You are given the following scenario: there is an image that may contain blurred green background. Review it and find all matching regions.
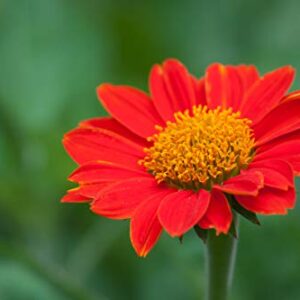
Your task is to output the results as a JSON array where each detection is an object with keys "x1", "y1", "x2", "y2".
[{"x1": 1, "y1": 0, "x2": 300, "y2": 299}]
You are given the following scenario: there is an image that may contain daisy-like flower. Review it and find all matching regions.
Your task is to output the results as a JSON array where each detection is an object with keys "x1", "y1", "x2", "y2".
[{"x1": 62, "y1": 59, "x2": 300, "y2": 257}]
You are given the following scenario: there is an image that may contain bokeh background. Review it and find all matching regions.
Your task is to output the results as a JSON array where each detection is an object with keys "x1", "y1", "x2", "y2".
[{"x1": 1, "y1": 0, "x2": 300, "y2": 299}]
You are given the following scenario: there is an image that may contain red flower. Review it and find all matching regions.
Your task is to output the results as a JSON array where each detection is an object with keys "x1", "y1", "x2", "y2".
[{"x1": 62, "y1": 59, "x2": 299, "y2": 257}]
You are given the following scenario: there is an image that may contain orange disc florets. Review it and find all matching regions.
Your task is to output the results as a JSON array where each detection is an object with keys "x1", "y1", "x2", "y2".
[{"x1": 140, "y1": 105, "x2": 255, "y2": 190}]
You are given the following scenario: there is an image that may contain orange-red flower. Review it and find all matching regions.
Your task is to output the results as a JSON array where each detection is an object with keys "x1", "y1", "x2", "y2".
[{"x1": 62, "y1": 59, "x2": 300, "y2": 257}]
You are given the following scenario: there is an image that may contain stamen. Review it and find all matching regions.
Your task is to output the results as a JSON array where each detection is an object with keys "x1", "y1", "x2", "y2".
[{"x1": 140, "y1": 105, "x2": 255, "y2": 190}]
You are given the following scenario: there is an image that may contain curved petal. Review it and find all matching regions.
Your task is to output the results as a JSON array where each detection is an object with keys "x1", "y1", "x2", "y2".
[
  {"x1": 69, "y1": 161, "x2": 148, "y2": 184},
  {"x1": 198, "y1": 189, "x2": 232, "y2": 235},
  {"x1": 62, "y1": 182, "x2": 110, "y2": 202},
  {"x1": 63, "y1": 127, "x2": 144, "y2": 168},
  {"x1": 149, "y1": 59, "x2": 196, "y2": 122},
  {"x1": 236, "y1": 65, "x2": 260, "y2": 92},
  {"x1": 91, "y1": 177, "x2": 165, "y2": 219},
  {"x1": 254, "y1": 99, "x2": 300, "y2": 146},
  {"x1": 61, "y1": 188, "x2": 91, "y2": 203},
  {"x1": 97, "y1": 84, "x2": 163, "y2": 138},
  {"x1": 241, "y1": 66, "x2": 295, "y2": 124},
  {"x1": 249, "y1": 159, "x2": 294, "y2": 190},
  {"x1": 236, "y1": 187, "x2": 296, "y2": 215},
  {"x1": 281, "y1": 90, "x2": 300, "y2": 103},
  {"x1": 158, "y1": 189, "x2": 210, "y2": 237},
  {"x1": 255, "y1": 134, "x2": 300, "y2": 174},
  {"x1": 192, "y1": 77, "x2": 206, "y2": 106},
  {"x1": 214, "y1": 172, "x2": 263, "y2": 196},
  {"x1": 205, "y1": 63, "x2": 245, "y2": 111},
  {"x1": 79, "y1": 117, "x2": 150, "y2": 147},
  {"x1": 130, "y1": 190, "x2": 174, "y2": 257}
]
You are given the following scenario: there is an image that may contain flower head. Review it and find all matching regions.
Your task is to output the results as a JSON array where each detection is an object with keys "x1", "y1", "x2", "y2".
[{"x1": 62, "y1": 59, "x2": 299, "y2": 257}]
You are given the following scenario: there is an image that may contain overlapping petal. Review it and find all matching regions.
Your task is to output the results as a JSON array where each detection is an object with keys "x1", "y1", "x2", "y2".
[
  {"x1": 205, "y1": 63, "x2": 244, "y2": 110},
  {"x1": 130, "y1": 190, "x2": 174, "y2": 257},
  {"x1": 69, "y1": 161, "x2": 148, "y2": 184},
  {"x1": 236, "y1": 187, "x2": 296, "y2": 215},
  {"x1": 198, "y1": 190, "x2": 232, "y2": 235},
  {"x1": 63, "y1": 127, "x2": 144, "y2": 168},
  {"x1": 254, "y1": 99, "x2": 300, "y2": 146},
  {"x1": 214, "y1": 172, "x2": 263, "y2": 196},
  {"x1": 249, "y1": 160, "x2": 293, "y2": 190},
  {"x1": 91, "y1": 178, "x2": 165, "y2": 219},
  {"x1": 158, "y1": 189, "x2": 210, "y2": 237},
  {"x1": 240, "y1": 66, "x2": 295, "y2": 124},
  {"x1": 80, "y1": 117, "x2": 150, "y2": 147},
  {"x1": 62, "y1": 182, "x2": 110, "y2": 202},
  {"x1": 97, "y1": 84, "x2": 163, "y2": 138},
  {"x1": 192, "y1": 77, "x2": 206, "y2": 106},
  {"x1": 149, "y1": 59, "x2": 196, "y2": 122}
]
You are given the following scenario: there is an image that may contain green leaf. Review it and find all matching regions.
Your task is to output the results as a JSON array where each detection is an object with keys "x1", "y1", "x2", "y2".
[
  {"x1": 227, "y1": 195, "x2": 260, "y2": 225},
  {"x1": 194, "y1": 226, "x2": 208, "y2": 243}
]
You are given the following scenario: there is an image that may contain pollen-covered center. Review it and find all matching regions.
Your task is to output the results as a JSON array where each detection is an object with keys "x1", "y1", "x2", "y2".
[{"x1": 140, "y1": 105, "x2": 255, "y2": 190}]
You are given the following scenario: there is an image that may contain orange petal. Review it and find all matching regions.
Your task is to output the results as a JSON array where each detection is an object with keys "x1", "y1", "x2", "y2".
[
  {"x1": 192, "y1": 77, "x2": 206, "y2": 106},
  {"x1": 241, "y1": 66, "x2": 295, "y2": 124},
  {"x1": 236, "y1": 64, "x2": 260, "y2": 92},
  {"x1": 236, "y1": 187, "x2": 296, "y2": 215},
  {"x1": 91, "y1": 177, "x2": 164, "y2": 219},
  {"x1": 97, "y1": 84, "x2": 163, "y2": 138},
  {"x1": 62, "y1": 182, "x2": 110, "y2": 202},
  {"x1": 79, "y1": 117, "x2": 149, "y2": 147},
  {"x1": 214, "y1": 172, "x2": 263, "y2": 196},
  {"x1": 255, "y1": 133, "x2": 300, "y2": 174},
  {"x1": 149, "y1": 59, "x2": 196, "y2": 122},
  {"x1": 61, "y1": 188, "x2": 91, "y2": 203},
  {"x1": 205, "y1": 63, "x2": 244, "y2": 110},
  {"x1": 158, "y1": 189, "x2": 210, "y2": 237},
  {"x1": 69, "y1": 161, "x2": 147, "y2": 184},
  {"x1": 198, "y1": 190, "x2": 232, "y2": 235},
  {"x1": 249, "y1": 160, "x2": 294, "y2": 190},
  {"x1": 63, "y1": 127, "x2": 144, "y2": 167},
  {"x1": 130, "y1": 190, "x2": 174, "y2": 257},
  {"x1": 281, "y1": 90, "x2": 300, "y2": 103},
  {"x1": 254, "y1": 98, "x2": 300, "y2": 146}
]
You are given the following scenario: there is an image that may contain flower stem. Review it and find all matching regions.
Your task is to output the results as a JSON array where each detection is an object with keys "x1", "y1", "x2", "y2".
[{"x1": 205, "y1": 217, "x2": 238, "y2": 300}]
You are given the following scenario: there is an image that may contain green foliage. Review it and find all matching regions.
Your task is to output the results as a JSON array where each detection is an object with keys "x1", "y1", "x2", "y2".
[{"x1": 1, "y1": 0, "x2": 300, "y2": 299}]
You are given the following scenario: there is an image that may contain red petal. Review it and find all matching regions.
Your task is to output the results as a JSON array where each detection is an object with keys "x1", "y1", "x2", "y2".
[
  {"x1": 130, "y1": 190, "x2": 173, "y2": 257},
  {"x1": 79, "y1": 117, "x2": 149, "y2": 147},
  {"x1": 61, "y1": 188, "x2": 90, "y2": 203},
  {"x1": 198, "y1": 189, "x2": 232, "y2": 235},
  {"x1": 236, "y1": 65, "x2": 260, "y2": 92},
  {"x1": 97, "y1": 84, "x2": 163, "y2": 138},
  {"x1": 69, "y1": 161, "x2": 148, "y2": 184},
  {"x1": 241, "y1": 66, "x2": 295, "y2": 124},
  {"x1": 192, "y1": 77, "x2": 206, "y2": 106},
  {"x1": 254, "y1": 99, "x2": 300, "y2": 146},
  {"x1": 63, "y1": 127, "x2": 144, "y2": 168},
  {"x1": 255, "y1": 139, "x2": 300, "y2": 161},
  {"x1": 62, "y1": 182, "x2": 110, "y2": 202},
  {"x1": 149, "y1": 59, "x2": 196, "y2": 122},
  {"x1": 249, "y1": 160, "x2": 294, "y2": 190},
  {"x1": 91, "y1": 177, "x2": 165, "y2": 219},
  {"x1": 158, "y1": 189, "x2": 210, "y2": 237},
  {"x1": 236, "y1": 187, "x2": 296, "y2": 215},
  {"x1": 281, "y1": 90, "x2": 300, "y2": 103},
  {"x1": 214, "y1": 172, "x2": 263, "y2": 196},
  {"x1": 205, "y1": 63, "x2": 244, "y2": 110},
  {"x1": 255, "y1": 135, "x2": 300, "y2": 174}
]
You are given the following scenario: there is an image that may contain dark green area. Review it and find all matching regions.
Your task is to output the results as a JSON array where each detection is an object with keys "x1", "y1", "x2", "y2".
[{"x1": 1, "y1": 0, "x2": 300, "y2": 299}]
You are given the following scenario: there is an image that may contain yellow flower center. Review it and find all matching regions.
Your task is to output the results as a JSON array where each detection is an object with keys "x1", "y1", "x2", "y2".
[{"x1": 140, "y1": 105, "x2": 255, "y2": 190}]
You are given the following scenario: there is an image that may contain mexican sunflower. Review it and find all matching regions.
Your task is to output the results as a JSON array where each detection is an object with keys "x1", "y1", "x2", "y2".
[{"x1": 62, "y1": 59, "x2": 300, "y2": 257}]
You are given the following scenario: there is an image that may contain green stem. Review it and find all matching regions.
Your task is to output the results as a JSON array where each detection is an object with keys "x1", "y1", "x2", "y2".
[{"x1": 205, "y1": 217, "x2": 238, "y2": 300}]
